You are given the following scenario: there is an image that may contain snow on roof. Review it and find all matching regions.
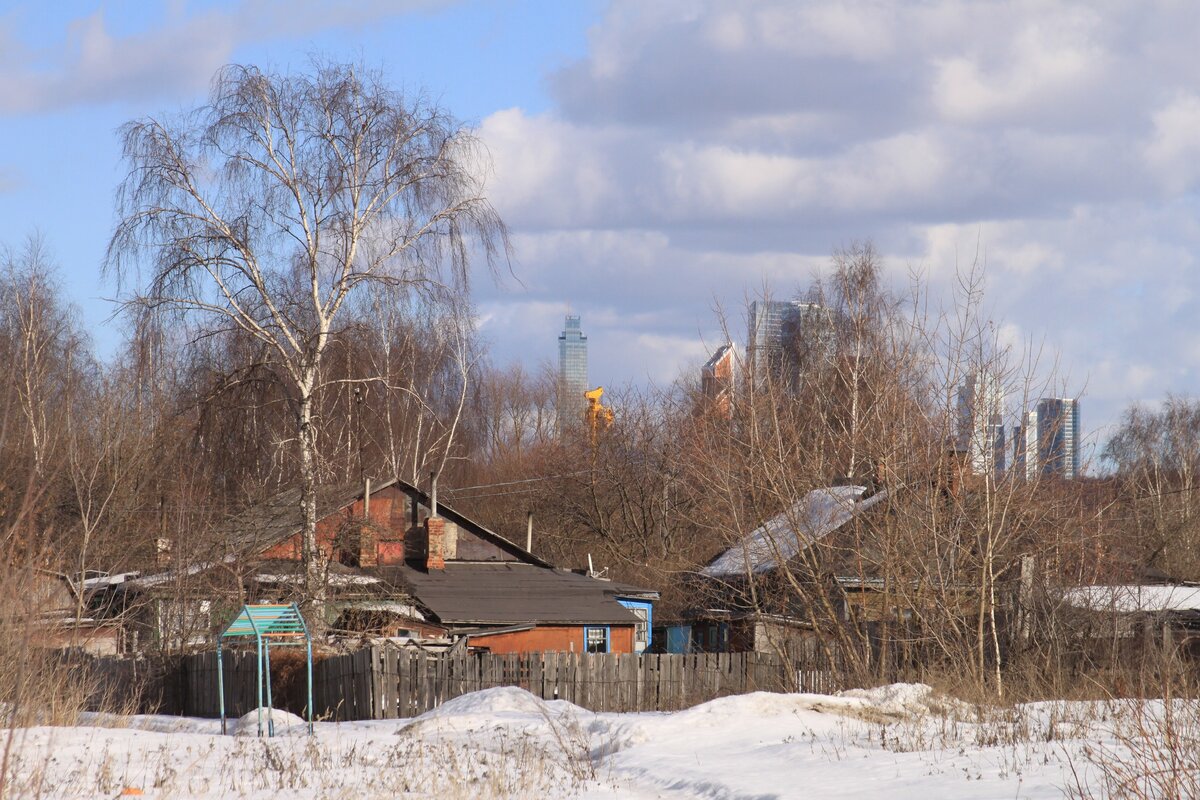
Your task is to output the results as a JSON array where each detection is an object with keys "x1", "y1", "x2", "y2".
[
  {"x1": 701, "y1": 485, "x2": 888, "y2": 578},
  {"x1": 1061, "y1": 584, "x2": 1200, "y2": 614},
  {"x1": 81, "y1": 572, "x2": 140, "y2": 590},
  {"x1": 255, "y1": 572, "x2": 380, "y2": 587},
  {"x1": 127, "y1": 556, "x2": 238, "y2": 588}
]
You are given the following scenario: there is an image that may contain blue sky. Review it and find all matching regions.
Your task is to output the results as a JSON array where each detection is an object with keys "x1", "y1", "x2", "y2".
[
  {"x1": 0, "y1": 0, "x2": 595, "y2": 344},
  {"x1": 4, "y1": 1, "x2": 1200, "y2": 466}
]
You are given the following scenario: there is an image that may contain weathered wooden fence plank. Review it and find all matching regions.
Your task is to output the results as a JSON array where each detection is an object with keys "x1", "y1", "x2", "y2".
[{"x1": 171, "y1": 641, "x2": 867, "y2": 721}]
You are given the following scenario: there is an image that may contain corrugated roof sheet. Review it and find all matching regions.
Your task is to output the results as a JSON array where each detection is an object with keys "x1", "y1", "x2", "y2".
[
  {"x1": 377, "y1": 562, "x2": 642, "y2": 626},
  {"x1": 1062, "y1": 584, "x2": 1200, "y2": 613},
  {"x1": 701, "y1": 485, "x2": 889, "y2": 577}
]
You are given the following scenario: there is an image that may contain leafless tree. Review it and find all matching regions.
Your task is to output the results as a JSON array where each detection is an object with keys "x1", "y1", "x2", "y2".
[
  {"x1": 107, "y1": 61, "x2": 508, "y2": 621},
  {"x1": 1104, "y1": 395, "x2": 1200, "y2": 579}
]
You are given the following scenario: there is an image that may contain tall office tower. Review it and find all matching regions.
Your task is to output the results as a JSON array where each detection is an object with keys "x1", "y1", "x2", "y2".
[
  {"x1": 1012, "y1": 410, "x2": 1040, "y2": 479},
  {"x1": 557, "y1": 314, "x2": 588, "y2": 431},
  {"x1": 957, "y1": 371, "x2": 1006, "y2": 477},
  {"x1": 747, "y1": 300, "x2": 834, "y2": 388},
  {"x1": 1036, "y1": 398, "x2": 1081, "y2": 478},
  {"x1": 700, "y1": 343, "x2": 736, "y2": 419}
]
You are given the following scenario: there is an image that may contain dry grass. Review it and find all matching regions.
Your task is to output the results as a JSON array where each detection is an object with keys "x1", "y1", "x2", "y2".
[
  {"x1": 0, "y1": 563, "x2": 146, "y2": 800},
  {"x1": 3, "y1": 719, "x2": 598, "y2": 799},
  {"x1": 1066, "y1": 692, "x2": 1200, "y2": 799}
]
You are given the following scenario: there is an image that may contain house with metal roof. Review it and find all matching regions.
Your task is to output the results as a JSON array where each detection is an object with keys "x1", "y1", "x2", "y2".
[
  {"x1": 103, "y1": 477, "x2": 657, "y2": 655},
  {"x1": 673, "y1": 484, "x2": 889, "y2": 654}
]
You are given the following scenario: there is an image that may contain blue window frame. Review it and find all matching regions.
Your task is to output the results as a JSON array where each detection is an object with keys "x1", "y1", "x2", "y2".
[
  {"x1": 583, "y1": 626, "x2": 609, "y2": 653},
  {"x1": 617, "y1": 598, "x2": 653, "y2": 652}
]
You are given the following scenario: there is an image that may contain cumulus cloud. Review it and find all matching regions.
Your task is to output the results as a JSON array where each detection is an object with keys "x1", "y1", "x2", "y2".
[{"x1": 474, "y1": 0, "x2": 1200, "y2": 442}]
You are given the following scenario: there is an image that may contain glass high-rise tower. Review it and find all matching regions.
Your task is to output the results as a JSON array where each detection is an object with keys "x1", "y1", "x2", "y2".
[
  {"x1": 957, "y1": 371, "x2": 1006, "y2": 477},
  {"x1": 558, "y1": 314, "x2": 588, "y2": 431},
  {"x1": 747, "y1": 300, "x2": 833, "y2": 387},
  {"x1": 1013, "y1": 409, "x2": 1040, "y2": 479},
  {"x1": 1036, "y1": 398, "x2": 1081, "y2": 479}
]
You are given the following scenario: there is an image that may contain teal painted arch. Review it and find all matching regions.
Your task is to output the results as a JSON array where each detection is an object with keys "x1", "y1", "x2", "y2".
[{"x1": 216, "y1": 603, "x2": 314, "y2": 737}]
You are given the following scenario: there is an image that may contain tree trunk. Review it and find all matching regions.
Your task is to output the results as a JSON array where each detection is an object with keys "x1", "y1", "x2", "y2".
[{"x1": 297, "y1": 389, "x2": 325, "y2": 629}]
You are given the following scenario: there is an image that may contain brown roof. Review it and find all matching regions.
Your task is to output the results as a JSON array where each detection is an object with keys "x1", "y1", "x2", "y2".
[
  {"x1": 215, "y1": 480, "x2": 400, "y2": 557},
  {"x1": 215, "y1": 477, "x2": 557, "y2": 568},
  {"x1": 377, "y1": 562, "x2": 642, "y2": 626}
]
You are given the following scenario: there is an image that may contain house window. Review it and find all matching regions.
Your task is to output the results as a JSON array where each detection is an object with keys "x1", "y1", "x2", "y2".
[
  {"x1": 630, "y1": 607, "x2": 649, "y2": 650},
  {"x1": 584, "y1": 626, "x2": 609, "y2": 653}
]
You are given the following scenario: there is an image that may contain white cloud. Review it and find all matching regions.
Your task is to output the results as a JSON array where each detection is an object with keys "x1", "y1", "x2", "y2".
[
  {"x1": 931, "y1": 6, "x2": 1106, "y2": 125},
  {"x1": 9, "y1": 0, "x2": 1197, "y2": 440},
  {"x1": 473, "y1": 0, "x2": 1200, "y2": 440},
  {"x1": 1143, "y1": 94, "x2": 1200, "y2": 193}
]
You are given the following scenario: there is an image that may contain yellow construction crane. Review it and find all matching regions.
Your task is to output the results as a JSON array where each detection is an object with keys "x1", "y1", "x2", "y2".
[{"x1": 584, "y1": 386, "x2": 614, "y2": 439}]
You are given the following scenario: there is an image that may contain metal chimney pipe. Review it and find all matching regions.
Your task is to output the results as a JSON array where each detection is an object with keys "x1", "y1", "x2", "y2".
[
  {"x1": 364, "y1": 477, "x2": 371, "y2": 518},
  {"x1": 526, "y1": 511, "x2": 533, "y2": 552},
  {"x1": 430, "y1": 471, "x2": 438, "y2": 517}
]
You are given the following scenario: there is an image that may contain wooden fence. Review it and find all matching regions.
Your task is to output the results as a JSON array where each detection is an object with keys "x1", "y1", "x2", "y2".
[{"x1": 178, "y1": 646, "x2": 845, "y2": 720}]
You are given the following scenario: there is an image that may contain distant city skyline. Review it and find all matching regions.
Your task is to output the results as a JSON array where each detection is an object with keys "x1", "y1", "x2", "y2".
[{"x1": 1, "y1": 3, "x2": 1197, "y2": 452}]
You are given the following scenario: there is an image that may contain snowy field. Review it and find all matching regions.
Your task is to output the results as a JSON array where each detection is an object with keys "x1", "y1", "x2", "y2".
[{"x1": 0, "y1": 683, "x2": 1180, "y2": 798}]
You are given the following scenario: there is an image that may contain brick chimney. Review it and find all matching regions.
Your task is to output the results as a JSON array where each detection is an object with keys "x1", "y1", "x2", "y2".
[
  {"x1": 426, "y1": 516, "x2": 446, "y2": 570},
  {"x1": 358, "y1": 523, "x2": 378, "y2": 568},
  {"x1": 424, "y1": 471, "x2": 447, "y2": 570}
]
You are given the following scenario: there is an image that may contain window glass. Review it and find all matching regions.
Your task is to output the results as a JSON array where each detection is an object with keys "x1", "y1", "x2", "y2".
[
  {"x1": 585, "y1": 626, "x2": 607, "y2": 653},
  {"x1": 631, "y1": 607, "x2": 649, "y2": 648}
]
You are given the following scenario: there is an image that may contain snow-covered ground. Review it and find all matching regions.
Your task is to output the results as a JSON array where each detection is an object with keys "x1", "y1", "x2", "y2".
[{"x1": 0, "y1": 684, "x2": 1170, "y2": 798}]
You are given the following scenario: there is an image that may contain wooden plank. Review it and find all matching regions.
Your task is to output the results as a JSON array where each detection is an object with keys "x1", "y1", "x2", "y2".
[
  {"x1": 543, "y1": 651, "x2": 555, "y2": 701},
  {"x1": 436, "y1": 650, "x2": 448, "y2": 707},
  {"x1": 677, "y1": 654, "x2": 686, "y2": 709},
  {"x1": 605, "y1": 652, "x2": 617, "y2": 712},
  {"x1": 379, "y1": 649, "x2": 390, "y2": 720},
  {"x1": 394, "y1": 650, "x2": 404, "y2": 718},
  {"x1": 417, "y1": 652, "x2": 430, "y2": 715},
  {"x1": 397, "y1": 650, "x2": 410, "y2": 718},
  {"x1": 362, "y1": 649, "x2": 373, "y2": 719}
]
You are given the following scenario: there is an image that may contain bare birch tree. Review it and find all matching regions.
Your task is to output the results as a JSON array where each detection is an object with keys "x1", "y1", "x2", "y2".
[{"x1": 107, "y1": 62, "x2": 508, "y2": 622}]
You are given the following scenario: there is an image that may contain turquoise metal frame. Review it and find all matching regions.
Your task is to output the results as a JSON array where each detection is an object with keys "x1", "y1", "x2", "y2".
[
  {"x1": 217, "y1": 603, "x2": 313, "y2": 736},
  {"x1": 616, "y1": 597, "x2": 654, "y2": 652}
]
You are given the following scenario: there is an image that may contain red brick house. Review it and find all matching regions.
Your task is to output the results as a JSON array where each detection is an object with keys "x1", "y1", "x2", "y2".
[{"x1": 110, "y1": 478, "x2": 655, "y2": 655}]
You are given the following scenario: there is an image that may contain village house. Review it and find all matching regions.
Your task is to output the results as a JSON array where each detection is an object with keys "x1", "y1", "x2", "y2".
[
  {"x1": 98, "y1": 477, "x2": 656, "y2": 655},
  {"x1": 669, "y1": 483, "x2": 890, "y2": 654},
  {"x1": 24, "y1": 569, "x2": 127, "y2": 656}
]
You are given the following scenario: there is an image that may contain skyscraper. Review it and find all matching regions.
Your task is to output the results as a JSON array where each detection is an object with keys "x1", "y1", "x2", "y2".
[
  {"x1": 956, "y1": 371, "x2": 1006, "y2": 477},
  {"x1": 747, "y1": 300, "x2": 833, "y2": 388},
  {"x1": 1013, "y1": 409, "x2": 1040, "y2": 479},
  {"x1": 1036, "y1": 398, "x2": 1081, "y2": 478},
  {"x1": 557, "y1": 314, "x2": 588, "y2": 431},
  {"x1": 699, "y1": 342, "x2": 736, "y2": 419}
]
